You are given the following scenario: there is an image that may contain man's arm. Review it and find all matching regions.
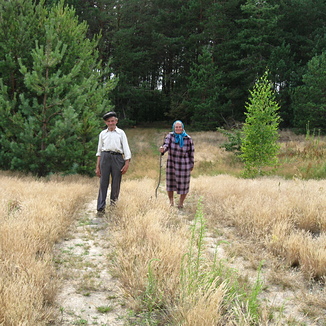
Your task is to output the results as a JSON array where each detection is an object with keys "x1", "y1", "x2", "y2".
[
  {"x1": 96, "y1": 156, "x2": 101, "y2": 177},
  {"x1": 120, "y1": 131, "x2": 131, "y2": 161}
]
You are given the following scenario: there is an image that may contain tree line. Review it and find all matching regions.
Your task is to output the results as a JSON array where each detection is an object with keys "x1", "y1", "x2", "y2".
[
  {"x1": 0, "y1": 0, "x2": 325, "y2": 176},
  {"x1": 63, "y1": 0, "x2": 326, "y2": 131}
]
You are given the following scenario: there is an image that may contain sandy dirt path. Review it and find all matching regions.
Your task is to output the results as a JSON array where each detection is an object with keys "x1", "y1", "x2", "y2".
[{"x1": 52, "y1": 200, "x2": 127, "y2": 326}]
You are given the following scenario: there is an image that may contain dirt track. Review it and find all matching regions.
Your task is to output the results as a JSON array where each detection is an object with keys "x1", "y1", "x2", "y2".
[{"x1": 53, "y1": 200, "x2": 127, "y2": 325}]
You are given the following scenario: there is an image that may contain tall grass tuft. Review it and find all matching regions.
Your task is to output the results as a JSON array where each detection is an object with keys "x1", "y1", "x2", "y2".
[{"x1": 176, "y1": 198, "x2": 227, "y2": 325}]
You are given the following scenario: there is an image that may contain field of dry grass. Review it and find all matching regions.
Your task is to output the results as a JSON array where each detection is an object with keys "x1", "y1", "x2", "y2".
[
  {"x1": 110, "y1": 176, "x2": 326, "y2": 325},
  {"x1": 0, "y1": 173, "x2": 98, "y2": 325},
  {"x1": 0, "y1": 128, "x2": 325, "y2": 325}
]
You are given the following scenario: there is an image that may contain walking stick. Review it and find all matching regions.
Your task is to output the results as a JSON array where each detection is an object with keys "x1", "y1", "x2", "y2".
[{"x1": 155, "y1": 135, "x2": 166, "y2": 198}]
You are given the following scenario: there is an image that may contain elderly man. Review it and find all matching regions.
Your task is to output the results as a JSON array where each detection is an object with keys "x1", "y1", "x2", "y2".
[{"x1": 96, "y1": 111, "x2": 131, "y2": 214}]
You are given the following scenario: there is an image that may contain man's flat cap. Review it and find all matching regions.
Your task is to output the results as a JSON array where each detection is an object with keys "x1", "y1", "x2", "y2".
[{"x1": 103, "y1": 111, "x2": 117, "y2": 120}]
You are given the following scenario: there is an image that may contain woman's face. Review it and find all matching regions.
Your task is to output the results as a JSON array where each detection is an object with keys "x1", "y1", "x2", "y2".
[{"x1": 174, "y1": 122, "x2": 183, "y2": 134}]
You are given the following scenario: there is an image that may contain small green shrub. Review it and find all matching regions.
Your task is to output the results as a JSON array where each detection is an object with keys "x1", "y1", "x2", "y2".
[{"x1": 217, "y1": 127, "x2": 243, "y2": 154}]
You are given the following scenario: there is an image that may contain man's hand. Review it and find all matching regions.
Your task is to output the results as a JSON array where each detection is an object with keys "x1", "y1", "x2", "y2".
[
  {"x1": 121, "y1": 160, "x2": 130, "y2": 174},
  {"x1": 96, "y1": 166, "x2": 101, "y2": 177}
]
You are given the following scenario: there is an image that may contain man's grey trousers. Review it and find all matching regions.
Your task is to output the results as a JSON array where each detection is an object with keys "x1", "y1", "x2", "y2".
[{"x1": 97, "y1": 151, "x2": 125, "y2": 211}]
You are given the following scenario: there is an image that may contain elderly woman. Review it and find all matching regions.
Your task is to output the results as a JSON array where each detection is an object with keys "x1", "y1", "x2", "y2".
[{"x1": 159, "y1": 120, "x2": 195, "y2": 208}]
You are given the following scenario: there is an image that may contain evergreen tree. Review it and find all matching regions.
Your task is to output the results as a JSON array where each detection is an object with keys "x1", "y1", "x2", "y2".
[
  {"x1": 292, "y1": 52, "x2": 326, "y2": 133},
  {"x1": 0, "y1": 0, "x2": 46, "y2": 98},
  {"x1": 180, "y1": 47, "x2": 225, "y2": 130},
  {"x1": 108, "y1": 0, "x2": 169, "y2": 122},
  {"x1": 227, "y1": 0, "x2": 281, "y2": 117},
  {"x1": 207, "y1": 0, "x2": 246, "y2": 122},
  {"x1": 274, "y1": 0, "x2": 326, "y2": 128},
  {"x1": 267, "y1": 42, "x2": 297, "y2": 127},
  {"x1": 277, "y1": 0, "x2": 326, "y2": 66},
  {"x1": 0, "y1": 0, "x2": 115, "y2": 176},
  {"x1": 240, "y1": 71, "x2": 281, "y2": 177}
]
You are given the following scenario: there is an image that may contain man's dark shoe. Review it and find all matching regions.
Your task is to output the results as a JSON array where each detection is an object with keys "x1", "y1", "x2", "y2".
[{"x1": 96, "y1": 208, "x2": 105, "y2": 217}]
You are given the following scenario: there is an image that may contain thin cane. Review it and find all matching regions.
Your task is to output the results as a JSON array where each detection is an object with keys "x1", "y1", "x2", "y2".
[{"x1": 155, "y1": 135, "x2": 166, "y2": 198}]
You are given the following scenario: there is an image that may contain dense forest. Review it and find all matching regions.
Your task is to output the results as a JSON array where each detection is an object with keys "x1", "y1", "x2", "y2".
[
  {"x1": 63, "y1": 0, "x2": 326, "y2": 130},
  {"x1": 0, "y1": 0, "x2": 325, "y2": 176}
]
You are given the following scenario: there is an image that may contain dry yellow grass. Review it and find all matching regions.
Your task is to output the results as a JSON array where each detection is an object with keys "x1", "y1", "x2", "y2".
[
  {"x1": 0, "y1": 174, "x2": 97, "y2": 325},
  {"x1": 191, "y1": 175, "x2": 326, "y2": 280},
  {"x1": 175, "y1": 279, "x2": 227, "y2": 326},
  {"x1": 124, "y1": 128, "x2": 167, "y2": 180},
  {"x1": 108, "y1": 174, "x2": 325, "y2": 325},
  {"x1": 112, "y1": 179, "x2": 190, "y2": 310}
]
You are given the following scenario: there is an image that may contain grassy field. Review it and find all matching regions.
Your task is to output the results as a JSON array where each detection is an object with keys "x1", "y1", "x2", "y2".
[{"x1": 0, "y1": 128, "x2": 325, "y2": 325}]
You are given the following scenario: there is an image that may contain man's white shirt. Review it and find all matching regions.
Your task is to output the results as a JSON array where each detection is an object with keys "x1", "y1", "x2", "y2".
[{"x1": 96, "y1": 127, "x2": 131, "y2": 160}]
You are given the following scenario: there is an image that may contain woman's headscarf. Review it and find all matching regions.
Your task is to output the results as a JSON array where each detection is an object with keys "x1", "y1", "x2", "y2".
[{"x1": 172, "y1": 120, "x2": 188, "y2": 148}]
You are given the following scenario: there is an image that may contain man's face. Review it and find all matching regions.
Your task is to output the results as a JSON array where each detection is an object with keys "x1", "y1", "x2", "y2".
[{"x1": 105, "y1": 117, "x2": 118, "y2": 131}]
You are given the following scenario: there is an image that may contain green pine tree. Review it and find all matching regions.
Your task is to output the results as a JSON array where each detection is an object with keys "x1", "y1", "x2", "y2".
[
  {"x1": 0, "y1": 0, "x2": 116, "y2": 176},
  {"x1": 240, "y1": 71, "x2": 281, "y2": 177},
  {"x1": 292, "y1": 52, "x2": 326, "y2": 133},
  {"x1": 180, "y1": 47, "x2": 225, "y2": 130}
]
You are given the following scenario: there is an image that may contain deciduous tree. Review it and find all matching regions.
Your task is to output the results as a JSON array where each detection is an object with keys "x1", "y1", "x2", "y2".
[{"x1": 240, "y1": 71, "x2": 281, "y2": 177}]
